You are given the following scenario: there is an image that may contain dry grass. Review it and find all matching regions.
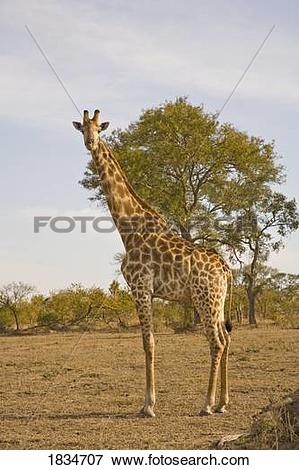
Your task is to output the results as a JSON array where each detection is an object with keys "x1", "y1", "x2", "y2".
[
  {"x1": 249, "y1": 396, "x2": 299, "y2": 449},
  {"x1": 223, "y1": 389, "x2": 299, "y2": 449},
  {"x1": 0, "y1": 326, "x2": 298, "y2": 449}
]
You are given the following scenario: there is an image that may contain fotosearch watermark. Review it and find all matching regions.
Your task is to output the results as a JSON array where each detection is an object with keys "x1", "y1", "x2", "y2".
[
  {"x1": 33, "y1": 213, "x2": 250, "y2": 235},
  {"x1": 33, "y1": 215, "x2": 177, "y2": 234},
  {"x1": 34, "y1": 216, "x2": 116, "y2": 233}
]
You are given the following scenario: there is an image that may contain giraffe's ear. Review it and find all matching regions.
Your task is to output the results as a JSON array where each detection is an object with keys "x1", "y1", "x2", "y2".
[
  {"x1": 99, "y1": 121, "x2": 110, "y2": 132},
  {"x1": 72, "y1": 121, "x2": 83, "y2": 132}
]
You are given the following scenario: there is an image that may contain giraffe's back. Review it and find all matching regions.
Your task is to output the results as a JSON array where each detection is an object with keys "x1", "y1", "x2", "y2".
[{"x1": 122, "y1": 230, "x2": 230, "y2": 302}]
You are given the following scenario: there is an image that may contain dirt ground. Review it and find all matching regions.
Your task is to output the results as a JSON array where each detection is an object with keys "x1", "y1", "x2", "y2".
[{"x1": 0, "y1": 326, "x2": 298, "y2": 449}]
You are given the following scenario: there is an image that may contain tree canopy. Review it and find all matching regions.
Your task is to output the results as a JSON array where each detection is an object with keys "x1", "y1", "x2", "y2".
[
  {"x1": 0, "y1": 282, "x2": 35, "y2": 330},
  {"x1": 80, "y1": 97, "x2": 298, "y2": 323},
  {"x1": 81, "y1": 97, "x2": 283, "y2": 245}
]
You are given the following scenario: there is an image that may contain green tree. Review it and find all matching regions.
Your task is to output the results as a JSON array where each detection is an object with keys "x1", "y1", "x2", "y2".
[
  {"x1": 81, "y1": 97, "x2": 281, "y2": 245},
  {"x1": 105, "y1": 280, "x2": 135, "y2": 329},
  {"x1": 0, "y1": 282, "x2": 35, "y2": 330},
  {"x1": 263, "y1": 271, "x2": 299, "y2": 327},
  {"x1": 80, "y1": 97, "x2": 297, "y2": 324},
  {"x1": 227, "y1": 194, "x2": 298, "y2": 324},
  {"x1": 21, "y1": 294, "x2": 45, "y2": 327},
  {"x1": 37, "y1": 283, "x2": 106, "y2": 329}
]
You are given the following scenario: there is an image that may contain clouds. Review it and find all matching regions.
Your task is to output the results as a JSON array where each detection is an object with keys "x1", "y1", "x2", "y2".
[
  {"x1": 1, "y1": 0, "x2": 299, "y2": 131},
  {"x1": 0, "y1": 0, "x2": 298, "y2": 291}
]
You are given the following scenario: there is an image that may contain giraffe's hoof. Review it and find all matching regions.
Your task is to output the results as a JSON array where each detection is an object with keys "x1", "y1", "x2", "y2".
[
  {"x1": 199, "y1": 407, "x2": 213, "y2": 416},
  {"x1": 139, "y1": 406, "x2": 156, "y2": 418},
  {"x1": 215, "y1": 405, "x2": 228, "y2": 414}
]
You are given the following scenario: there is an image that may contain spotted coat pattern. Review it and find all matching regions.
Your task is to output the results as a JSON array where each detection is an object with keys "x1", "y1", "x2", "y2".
[{"x1": 73, "y1": 110, "x2": 232, "y2": 417}]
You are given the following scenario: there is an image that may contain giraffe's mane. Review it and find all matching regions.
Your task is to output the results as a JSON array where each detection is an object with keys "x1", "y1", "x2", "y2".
[{"x1": 100, "y1": 141, "x2": 168, "y2": 225}]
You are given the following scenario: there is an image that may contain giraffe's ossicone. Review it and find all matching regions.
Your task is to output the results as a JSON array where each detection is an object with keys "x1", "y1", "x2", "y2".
[{"x1": 73, "y1": 109, "x2": 232, "y2": 417}]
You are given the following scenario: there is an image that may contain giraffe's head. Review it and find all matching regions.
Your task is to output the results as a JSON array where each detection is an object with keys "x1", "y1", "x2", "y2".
[{"x1": 72, "y1": 109, "x2": 109, "y2": 152}]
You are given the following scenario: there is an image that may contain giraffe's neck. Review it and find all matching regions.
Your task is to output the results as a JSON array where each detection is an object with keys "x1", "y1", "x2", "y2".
[{"x1": 92, "y1": 141, "x2": 167, "y2": 247}]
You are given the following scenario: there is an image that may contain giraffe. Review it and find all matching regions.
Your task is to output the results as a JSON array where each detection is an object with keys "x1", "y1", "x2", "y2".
[{"x1": 73, "y1": 109, "x2": 232, "y2": 417}]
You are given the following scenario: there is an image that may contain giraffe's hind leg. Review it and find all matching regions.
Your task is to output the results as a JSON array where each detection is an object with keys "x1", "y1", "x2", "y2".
[
  {"x1": 200, "y1": 323, "x2": 224, "y2": 415},
  {"x1": 191, "y1": 289, "x2": 226, "y2": 415},
  {"x1": 216, "y1": 322, "x2": 231, "y2": 413}
]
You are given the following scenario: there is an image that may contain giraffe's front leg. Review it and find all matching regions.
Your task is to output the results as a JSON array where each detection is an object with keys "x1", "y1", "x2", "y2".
[
  {"x1": 139, "y1": 327, "x2": 155, "y2": 417},
  {"x1": 132, "y1": 285, "x2": 156, "y2": 418}
]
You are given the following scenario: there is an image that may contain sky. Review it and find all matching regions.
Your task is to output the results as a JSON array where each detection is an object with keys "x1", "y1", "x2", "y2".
[{"x1": 0, "y1": 0, "x2": 298, "y2": 293}]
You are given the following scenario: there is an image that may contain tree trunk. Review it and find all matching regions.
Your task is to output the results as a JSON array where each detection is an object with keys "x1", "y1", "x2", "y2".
[
  {"x1": 179, "y1": 223, "x2": 192, "y2": 242},
  {"x1": 12, "y1": 308, "x2": 20, "y2": 330},
  {"x1": 236, "y1": 305, "x2": 243, "y2": 324},
  {"x1": 246, "y1": 239, "x2": 260, "y2": 326},
  {"x1": 247, "y1": 280, "x2": 257, "y2": 325}
]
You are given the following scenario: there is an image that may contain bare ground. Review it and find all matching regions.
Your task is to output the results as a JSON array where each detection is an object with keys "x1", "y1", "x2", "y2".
[{"x1": 0, "y1": 326, "x2": 298, "y2": 449}]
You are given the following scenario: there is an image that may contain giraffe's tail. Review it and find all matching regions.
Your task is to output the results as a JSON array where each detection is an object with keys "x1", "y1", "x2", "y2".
[
  {"x1": 225, "y1": 269, "x2": 233, "y2": 333},
  {"x1": 225, "y1": 319, "x2": 233, "y2": 333}
]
